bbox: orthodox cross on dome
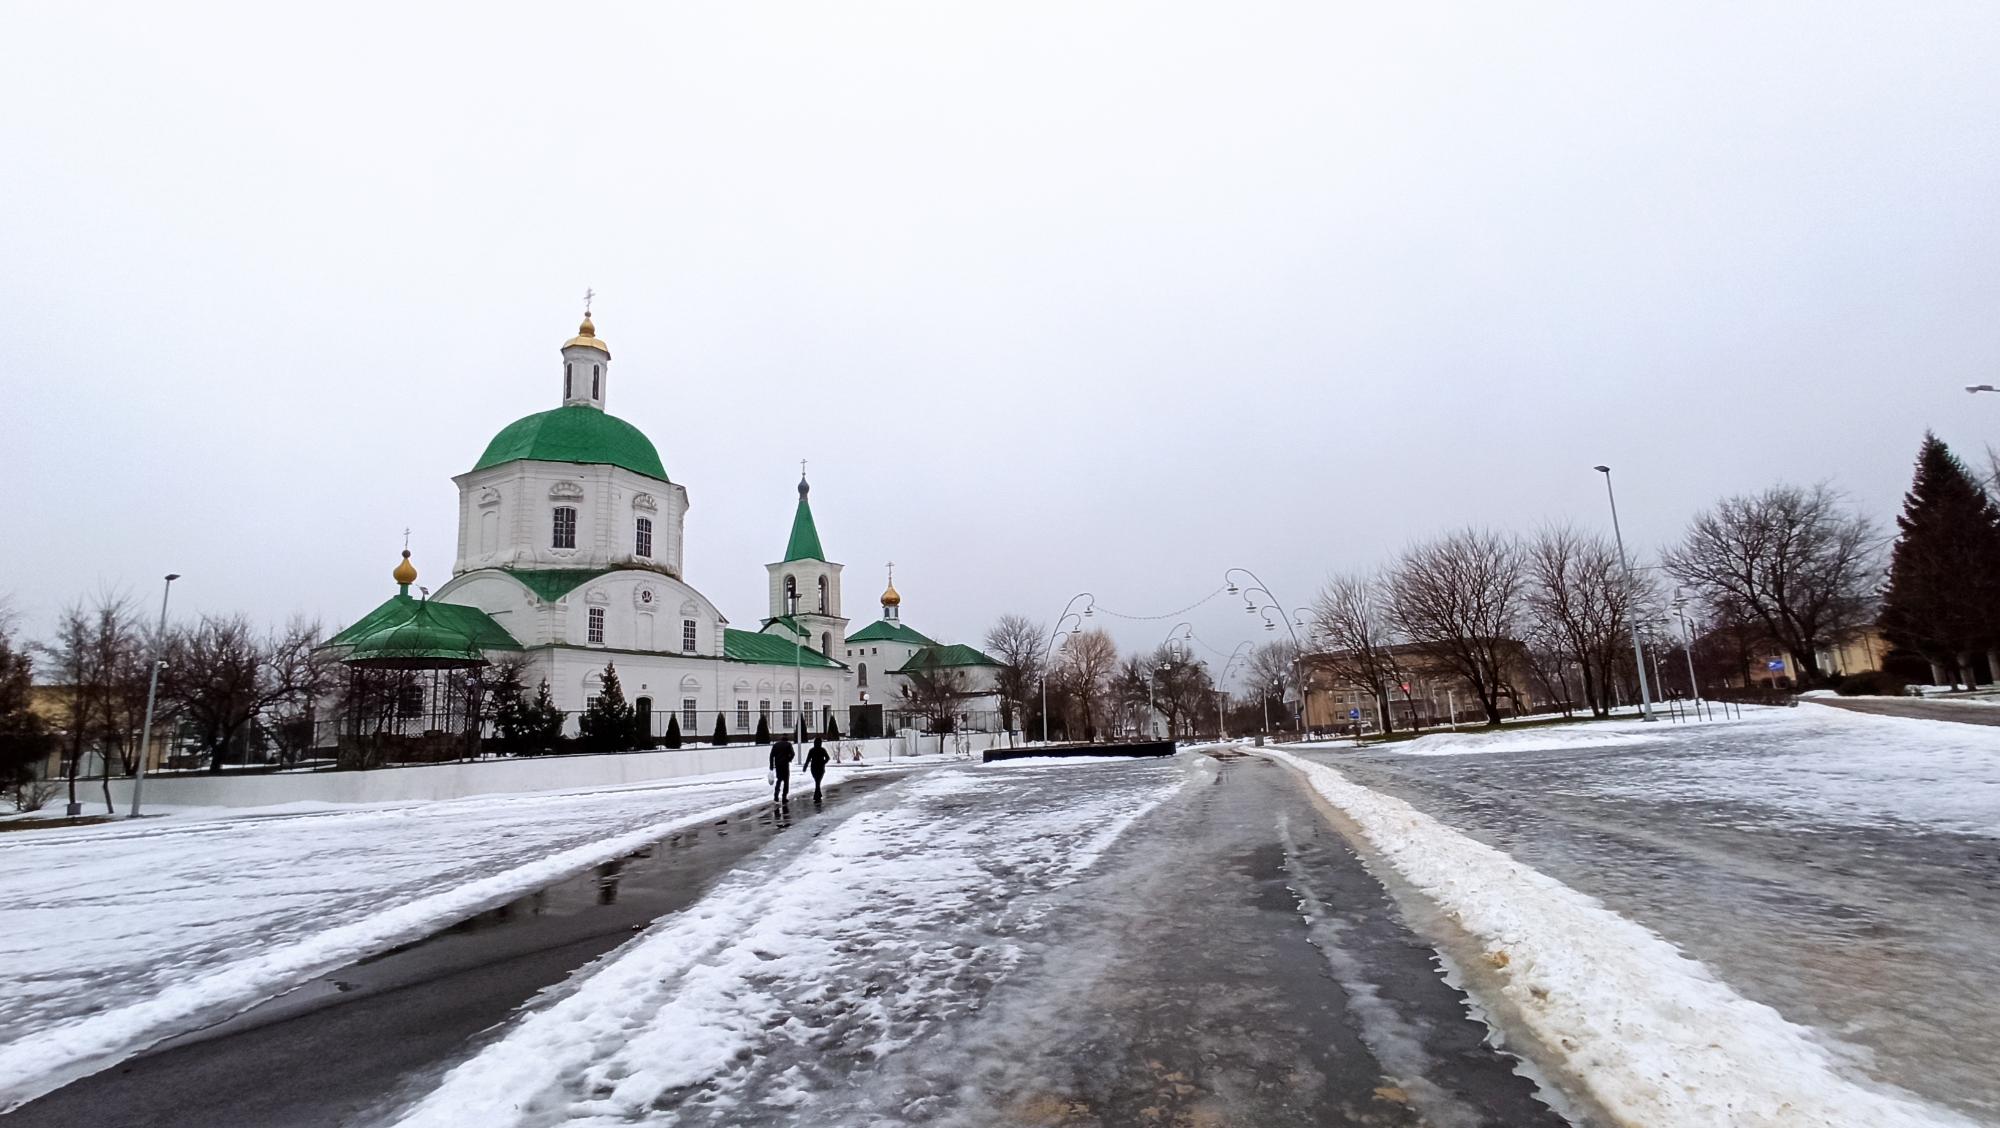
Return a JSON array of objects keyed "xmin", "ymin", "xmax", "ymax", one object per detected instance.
[
  {"xmin": 402, "ymin": 527, "xmax": 411, "ymax": 551},
  {"xmin": 582, "ymin": 286, "xmax": 595, "ymax": 316}
]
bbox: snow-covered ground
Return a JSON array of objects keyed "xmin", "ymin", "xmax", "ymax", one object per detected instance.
[
  {"xmin": 388, "ymin": 758, "xmax": 1188, "ymax": 1127},
  {"xmin": 1296, "ymin": 705, "xmax": 2000, "ymax": 1121},
  {"xmin": 0, "ymin": 772, "xmax": 794, "ymax": 1111}
]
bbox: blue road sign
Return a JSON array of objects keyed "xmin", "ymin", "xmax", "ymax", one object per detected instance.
[{"xmin": 1348, "ymin": 708, "xmax": 1361, "ymax": 719}]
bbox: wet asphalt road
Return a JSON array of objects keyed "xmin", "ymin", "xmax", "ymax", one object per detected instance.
[
  {"xmin": 0, "ymin": 777, "xmax": 888, "ymax": 1128},
  {"xmin": 1816, "ymin": 695, "xmax": 2000, "ymax": 726},
  {"xmin": 925, "ymin": 753, "xmax": 1567, "ymax": 1128}
]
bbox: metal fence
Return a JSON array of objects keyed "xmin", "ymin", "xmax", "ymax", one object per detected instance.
[{"xmin": 300, "ymin": 702, "xmax": 1009, "ymax": 769}]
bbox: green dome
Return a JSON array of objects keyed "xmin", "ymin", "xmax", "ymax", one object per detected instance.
[{"xmin": 472, "ymin": 405, "xmax": 668, "ymax": 481}]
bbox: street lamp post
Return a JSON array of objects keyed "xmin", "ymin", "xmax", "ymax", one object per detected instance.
[
  {"xmin": 1040, "ymin": 593, "xmax": 1095, "ymax": 744},
  {"xmin": 1673, "ymin": 595, "xmax": 1707, "ymax": 721},
  {"xmin": 1147, "ymin": 662, "xmax": 1173, "ymax": 739},
  {"xmin": 1217, "ymin": 640, "xmax": 1253, "ymax": 743},
  {"xmin": 1593, "ymin": 466, "xmax": 1656, "ymax": 721},
  {"xmin": 128, "ymin": 572, "xmax": 180, "ymax": 818},
  {"xmin": 787, "ymin": 591, "xmax": 804, "ymax": 742},
  {"xmin": 1224, "ymin": 568, "xmax": 1306, "ymax": 734}
]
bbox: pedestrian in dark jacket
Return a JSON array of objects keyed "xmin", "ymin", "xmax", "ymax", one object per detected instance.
[
  {"xmin": 805, "ymin": 737, "xmax": 831, "ymax": 801},
  {"xmin": 770, "ymin": 736, "xmax": 794, "ymax": 803}
]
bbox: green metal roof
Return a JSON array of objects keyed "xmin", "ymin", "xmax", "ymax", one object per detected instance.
[
  {"xmin": 501, "ymin": 568, "xmax": 615, "ymax": 602},
  {"xmin": 784, "ymin": 482, "xmax": 824, "ymax": 562},
  {"xmin": 846, "ymin": 619, "xmax": 936, "ymax": 646},
  {"xmin": 723, "ymin": 628, "xmax": 845, "ymax": 669},
  {"xmin": 323, "ymin": 593, "xmax": 521, "ymax": 665},
  {"xmin": 761, "ymin": 615, "xmax": 806, "ymax": 639},
  {"xmin": 894, "ymin": 643, "xmax": 1003, "ymax": 673},
  {"xmin": 473, "ymin": 405, "xmax": 668, "ymax": 482}
]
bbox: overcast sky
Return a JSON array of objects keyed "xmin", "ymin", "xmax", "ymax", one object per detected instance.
[{"xmin": 5, "ymin": 3, "xmax": 1999, "ymax": 680}]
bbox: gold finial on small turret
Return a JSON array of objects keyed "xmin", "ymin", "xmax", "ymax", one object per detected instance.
[
  {"xmin": 393, "ymin": 549, "xmax": 418, "ymax": 588},
  {"xmin": 563, "ymin": 288, "xmax": 610, "ymax": 356},
  {"xmin": 881, "ymin": 561, "xmax": 900, "ymax": 607}
]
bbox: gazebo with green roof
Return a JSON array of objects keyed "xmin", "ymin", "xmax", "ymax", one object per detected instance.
[{"xmin": 321, "ymin": 551, "xmax": 521, "ymax": 768}]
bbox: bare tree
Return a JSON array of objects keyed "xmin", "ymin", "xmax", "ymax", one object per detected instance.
[
  {"xmin": 39, "ymin": 596, "xmax": 145, "ymax": 814},
  {"xmin": 1387, "ymin": 529, "xmax": 1528, "ymax": 725},
  {"xmin": 262, "ymin": 616, "xmax": 335, "ymax": 764},
  {"xmin": 1308, "ymin": 572, "xmax": 1401, "ymax": 733},
  {"xmin": 163, "ymin": 615, "xmax": 331, "ymax": 772},
  {"xmin": 1662, "ymin": 483, "xmax": 1881, "ymax": 688},
  {"xmin": 1056, "ymin": 628, "xmax": 1120, "ymax": 741},
  {"xmin": 900, "ymin": 660, "xmax": 971, "ymax": 754},
  {"xmin": 1524, "ymin": 523, "xmax": 1648, "ymax": 717},
  {"xmin": 1111, "ymin": 654, "xmax": 1151, "ymax": 737},
  {"xmin": 982, "ymin": 613, "xmax": 1045, "ymax": 734},
  {"xmin": 94, "ymin": 598, "xmax": 156, "ymax": 779},
  {"xmin": 1244, "ymin": 640, "xmax": 1298, "ymax": 732},
  {"xmin": 1153, "ymin": 649, "xmax": 1213, "ymax": 738}
]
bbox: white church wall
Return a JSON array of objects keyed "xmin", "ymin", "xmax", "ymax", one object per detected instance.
[
  {"xmin": 104, "ymin": 746, "xmax": 777, "ymax": 809},
  {"xmin": 449, "ymin": 461, "xmax": 686, "ymax": 579},
  {"xmin": 433, "ymin": 571, "xmax": 545, "ymax": 645},
  {"xmin": 100, "ymin": 731, "xmax": 1013, "ymax": 811}
]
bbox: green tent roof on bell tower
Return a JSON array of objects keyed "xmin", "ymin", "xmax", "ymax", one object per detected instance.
[{"xmin": 785, "ymin": 474, "xmax": 825, "ymax": 562}]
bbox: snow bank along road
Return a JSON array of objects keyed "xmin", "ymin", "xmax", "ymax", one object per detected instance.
[
  {"xmin": 382, "ymin": 754, "xmax": 1565, "ymax": 1128},
  {"xmin": 0, "ymin": 773, "xmax": 784, "ymax": 1111},
  {"xmin": 1289, "ymin": 704, "xmax": 2000, "ymax": 1124}
]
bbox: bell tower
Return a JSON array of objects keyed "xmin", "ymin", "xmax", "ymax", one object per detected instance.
[{"xmin": 765, "ymin": 468, "xmax": 847, "ymax": 660}]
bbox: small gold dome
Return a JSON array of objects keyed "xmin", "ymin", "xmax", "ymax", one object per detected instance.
[
  {"xmin": 393, "ymin": 549, "xmax": 418, "ymax": 587},
  {"xmin": 881, "ymin": 583, "xmax": 901, "ymax": 607},
  {"xmin": 563, "ymin": 310, "xmax": 611, "ymax": 357}
]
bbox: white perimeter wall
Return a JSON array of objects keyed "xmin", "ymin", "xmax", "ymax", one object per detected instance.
[{"xmin": 102, "ymin": 732, "xmax": 1013, "ymax": 809}]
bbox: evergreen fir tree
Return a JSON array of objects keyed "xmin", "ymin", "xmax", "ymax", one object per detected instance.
[
  {"xmin": 711, "ymin": 713, "xmax": 729, "ymax": 745},
  {"xmin": 1881, "ymin": 433, "xmax": 2000, "ymax": 682},
  {"xmin": 527, "ymin": 679, "xmax": 566, "ymax": 753},
  {"xmin": 578, "ymin": 662, "xmax": 635, "ymax": 753},
  {"xmin": 486, "ymin": 661, "xmax": 529, "ymax": 756},
  {"xmin": 754, "ymin": 713, "xmax": 771, "ymax": 744},
  {"xmin": 664, "ymin": 714, "xmax": 683, "ymax": 749},
  {"xmin": 0, "ymin": 627, "xmax": 52, "ymax": 790},
  {"xmin": 823, "ymin": 713, "xmax": 841, "ymax": 741}
]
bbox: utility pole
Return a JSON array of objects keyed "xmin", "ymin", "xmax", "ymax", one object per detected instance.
[
  {"xmin": 129, "ymin": 573, "xmax": 180, "ymax": 818},
  {"xmin": 1595, "ymin": 465, "xmax": 1656, "ymax": 721}
]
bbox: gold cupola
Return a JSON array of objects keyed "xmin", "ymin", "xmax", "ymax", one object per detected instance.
[
  {"xmin": 880, "ymin": 564, "xmax": 901, "ymax": 618},
  {"xmin": 563, "ymin": 310, "xmax": 610, "ymax": 358},
  {"xmin": 393, "ymin": 549, "xmax": 418, "ymax": 590}
]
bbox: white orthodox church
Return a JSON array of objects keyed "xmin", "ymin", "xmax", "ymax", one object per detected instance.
[{"xmin": 323, "ymin": 307, "xmax": 1003, "ymax": 739}]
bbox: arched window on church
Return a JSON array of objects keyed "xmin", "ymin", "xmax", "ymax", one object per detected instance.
[
  {"xmin": 857, "ymin": 662, "xmax": 868, "ymax": 689},
  {"xmin": 821, "ymin": 631, "xmax": 831, "ymax": 656},
  {"xmin": 784, "ymin": 575, "xmax": 796, "ymax": 611},
  {"xmin": 635, "ymin": 517, "xmax": 653, "ymax": 558},
  {"xmin": 552, "ymin": 506, "xmax": 577, "ymax": 549},
  {"xmin": 817, "ymin": 575, "xmax": 829, "ymax": 613},
  {"xmin": 592, "ymin": 364, "xmax": 601, "ymax": 400},
  {"xmin": 565, "ymin": 363, "xmax": 573, "ymax": 399}
]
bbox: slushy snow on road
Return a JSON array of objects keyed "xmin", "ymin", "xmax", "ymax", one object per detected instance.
[{"xmin": 389, "ymin": 759, "xmax": 1185, "ymax": 1128}]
